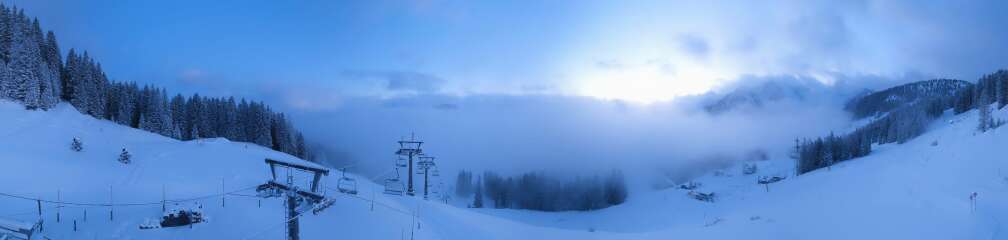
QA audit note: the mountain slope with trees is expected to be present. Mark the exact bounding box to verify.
[844,79,972,119]
[0,5,311,160]
[797,72,1008,174]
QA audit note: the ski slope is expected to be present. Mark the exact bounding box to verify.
[0,100,1005,239]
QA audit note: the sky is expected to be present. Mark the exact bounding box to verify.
[14,0,1008,177]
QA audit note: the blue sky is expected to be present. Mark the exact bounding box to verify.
[15,0,1008,172]
[17,0,1008,104]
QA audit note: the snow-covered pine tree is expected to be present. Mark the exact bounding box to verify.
[270,113,293,153]
[251,102,273,147]
[61,48,78,101]
[473,177,484,208]
[0,5,12,64]
[139,87,174,137]
[185,94,204,139]
[169,94,186,136]
[92,62,109,118]
[604,170,627,206]
[8,12,46,110]
[978,95,993,132]
[118,148,131,164]
[294,132,306,159]
[996,70,1008,109]
[70,137,82,152]
[30,19,58,109]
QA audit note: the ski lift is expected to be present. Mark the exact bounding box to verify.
[383,168,405,196]
[395,155,408,168]
[336,168,358,195]
[431,167,440,177]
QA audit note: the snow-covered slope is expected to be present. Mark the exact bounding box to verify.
[0,101,428,239]
[1,100,1006,239]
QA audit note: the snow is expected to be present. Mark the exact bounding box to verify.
[0,100,1006,239]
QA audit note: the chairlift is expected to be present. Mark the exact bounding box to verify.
[395,155,408,168]
[431,168,440,177]
[383,168,405,196]
[336,168,358,195]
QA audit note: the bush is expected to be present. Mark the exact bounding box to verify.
[118,148,132,164]
[71,138,83,152]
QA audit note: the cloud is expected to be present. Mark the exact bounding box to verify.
[676,34,711,60]
[341,70,445,94]
[287,72,883,184]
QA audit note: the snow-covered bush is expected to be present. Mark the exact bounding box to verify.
[118,148,132,164]
[70,137,83,152]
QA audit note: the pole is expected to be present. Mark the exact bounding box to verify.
[162,185,166,212]
[221,178,225,208]
[423,169,429,200]
[109,186,114,222]
[407,153,414,196]
[57,190,61,223]
[287,195,299,240]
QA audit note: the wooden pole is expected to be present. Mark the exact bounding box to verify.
[109,186,114,222]
[56,190,61,223]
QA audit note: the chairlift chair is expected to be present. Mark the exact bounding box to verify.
[336,168,358,195]
[383,168,405,196]
[395,155,408,168]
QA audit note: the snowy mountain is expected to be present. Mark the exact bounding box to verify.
[844,79,972,119]
[702,77,832,114]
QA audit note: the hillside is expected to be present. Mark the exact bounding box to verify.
[1,97,1006,239]
[704,80,814,114]
[844,79,972,119]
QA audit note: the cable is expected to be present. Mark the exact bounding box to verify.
[324,187,414,216]
[0,185,259,207]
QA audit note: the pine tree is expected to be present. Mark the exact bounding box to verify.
[294,132,306,159]
[473,177,484,208]
[70,137,83,152]
[978,95,993,132]
[118,148,131,164]
[604,170,627,206]
[0,5,12,64]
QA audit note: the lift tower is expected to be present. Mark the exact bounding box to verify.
[396,134,423,196]
[257,158,329,240]
[417,156,436,199]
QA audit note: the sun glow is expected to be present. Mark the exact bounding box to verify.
[575,62,730,104]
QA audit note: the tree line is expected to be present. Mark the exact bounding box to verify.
[0,5,311,160]
[457,170,628,212]
[797,71,1008,175]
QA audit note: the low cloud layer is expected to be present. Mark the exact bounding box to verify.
[281,73,898,183]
